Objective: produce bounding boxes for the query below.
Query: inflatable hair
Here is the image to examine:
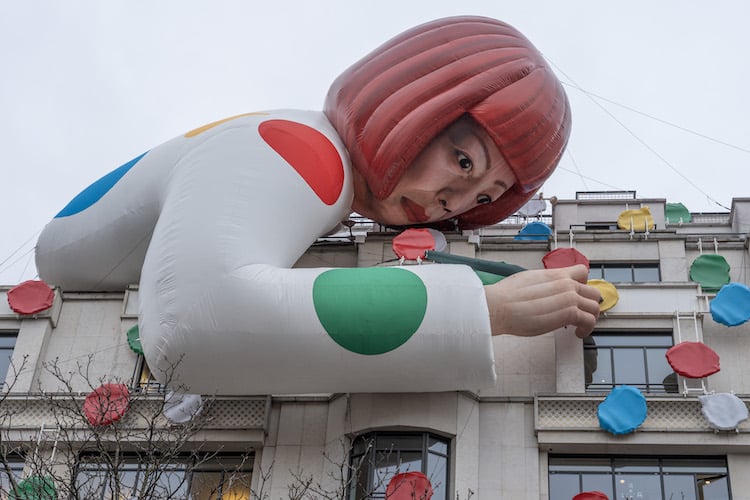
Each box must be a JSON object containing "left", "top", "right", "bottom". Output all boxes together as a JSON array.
[{"left": 325, "top": 15, "right": 571, "bottom": 229}]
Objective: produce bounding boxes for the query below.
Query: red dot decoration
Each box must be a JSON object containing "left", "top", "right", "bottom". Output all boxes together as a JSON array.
[
  {"left": 84, "top": 383, "right": 131, "bottom": 426},
  {"left": 7, "top": 280, "right": 54, "bottom": 315}
]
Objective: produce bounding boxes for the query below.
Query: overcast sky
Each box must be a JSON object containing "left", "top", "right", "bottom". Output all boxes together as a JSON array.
[{"left": 2, "top": 1, "right": 749, "bottom": 285}]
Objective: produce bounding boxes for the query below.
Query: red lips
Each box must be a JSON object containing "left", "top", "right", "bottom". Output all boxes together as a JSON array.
[{"left": 401, "top": 197, "right": 429, "bottom": 224}]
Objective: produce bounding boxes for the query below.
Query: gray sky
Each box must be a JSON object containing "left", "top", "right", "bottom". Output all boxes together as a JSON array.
[{"left": 2, "top": 1, "right": 749, "bottom": 284}]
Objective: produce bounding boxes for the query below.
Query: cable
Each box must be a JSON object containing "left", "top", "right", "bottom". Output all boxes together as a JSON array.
[
  {"left": 0, "top": 229, "right": 41, "bottom": 270},
  {"left": 565, "top": 147, "right": 589, "bottom": 190},
  {"left": 547, "top": 58, "right": 732, "bottom": 211},
  {"left": 566, "top": 86, "right": 750, "bottom": 155}
]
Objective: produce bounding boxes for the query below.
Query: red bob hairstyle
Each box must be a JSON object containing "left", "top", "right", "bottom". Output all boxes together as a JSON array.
[{"left": 324, "top": 16, "right": 571, "bottom": 229}]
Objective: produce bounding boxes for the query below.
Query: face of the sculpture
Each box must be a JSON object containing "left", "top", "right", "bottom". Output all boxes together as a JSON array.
[{"left": 351, "top": 116, "right": 517, "bottom": 226}]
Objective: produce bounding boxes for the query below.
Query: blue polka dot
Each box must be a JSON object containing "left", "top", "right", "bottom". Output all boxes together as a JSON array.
[{"left": 55, "top": 152, "right": 148, "bottom": 218}]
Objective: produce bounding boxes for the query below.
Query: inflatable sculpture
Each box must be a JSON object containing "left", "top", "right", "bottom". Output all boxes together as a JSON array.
[{"left": 35, "top": 17, "right": 600, "bottom": 394}]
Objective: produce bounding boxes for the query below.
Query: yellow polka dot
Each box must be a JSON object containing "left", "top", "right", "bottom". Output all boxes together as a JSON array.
[
  {"left": 588, "top": 279, "right": 619, "bottom": 312},
  {"left": 184, "top": 112, "right": 268, "bottom": 137}
]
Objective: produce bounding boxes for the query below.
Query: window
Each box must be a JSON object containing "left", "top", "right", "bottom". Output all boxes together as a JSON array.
[
  {"left": 584, "top": 222, "right": 619, "bottom": 231},
  {"left": 549, "top": 456, "right": 731, "bottom": 500},
  {"left": 588, "top": 263, "right": 660, "bottom": 283},
  {"left": 130, "top": 354, "right": 165, "bottom": 393},
  {"left": 348, "top": 432, "right": 449, "bottom": 500},
  {"left": 584, "top": 332, "right": 677, "bottom": 393},
  {"left": 0, "top": 452, "right": 25, "bottom": 496},
  {"left": 0, "top": 331, "right": 18, "bottom": 386},
  {"left": 75, "top": 453, "right": 252, "bottom": 499}
]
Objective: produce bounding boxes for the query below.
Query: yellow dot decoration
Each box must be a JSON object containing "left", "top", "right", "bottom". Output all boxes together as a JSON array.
[
  {"left": 588, "top": 279, "right": 619, "bottom": 312},
  {"left": 184, "top": 112, "right": 268, "bottom": 138}
]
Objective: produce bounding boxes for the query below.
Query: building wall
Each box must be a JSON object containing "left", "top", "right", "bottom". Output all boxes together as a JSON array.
[{"left": 2, "top": 192, "right": 750, "bottom": 499}]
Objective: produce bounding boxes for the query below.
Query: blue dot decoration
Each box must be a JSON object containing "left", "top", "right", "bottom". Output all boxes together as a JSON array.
[
  {"left": 55, "top": 151, "right": 148, "bottom": 217},
  {"left": 598, "top": 385, "right": 647, "bottom": 435},
  {"left": 710, "top": 283, "right": 750, "bottom": 327}
]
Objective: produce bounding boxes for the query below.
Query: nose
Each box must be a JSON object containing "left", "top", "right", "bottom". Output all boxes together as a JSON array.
[{"left": 437, "top": 183, "right": 475, "bottom": 214}]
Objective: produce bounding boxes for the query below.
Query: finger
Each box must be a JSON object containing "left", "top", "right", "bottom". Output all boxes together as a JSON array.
[{"left": 559, "top": 264, "right": 590, "bottom": 284}]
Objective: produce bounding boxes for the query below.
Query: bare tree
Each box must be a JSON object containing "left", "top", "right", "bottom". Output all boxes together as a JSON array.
[{"left": 2, "top": 356, "right": 470, "bottom": 500}]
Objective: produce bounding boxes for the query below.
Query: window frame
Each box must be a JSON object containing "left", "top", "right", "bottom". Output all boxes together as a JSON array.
[
  {"left": 75, "top": 451, "right": 252, "bottom": 500},
  {"left": 588, "top": 262, "right": 661, "bottom": 283},
  {"left": 548, "top": 455, "right": 732, "bottom": 500},
  {"left": 130, "top": 354, "right": 165, "bottom": 394},
  {"left": 0, "top": 451, "right": 25, "bottom": 497},
  {"left": 584, "top": 331, "right": 677, "bottom": 394},
  {"left": 348, "top": 431, "right": 450, "bottom": 500},
  {"left": 0, "top": 330, "right": 18, "bottom": 387}
]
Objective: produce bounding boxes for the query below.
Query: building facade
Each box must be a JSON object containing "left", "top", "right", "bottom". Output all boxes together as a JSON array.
[{"left": 2, "top": 191, "right": 749, "bottom": 499}]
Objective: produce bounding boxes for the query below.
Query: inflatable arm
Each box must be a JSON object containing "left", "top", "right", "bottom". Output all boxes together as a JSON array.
[{"left": 36, "top": 110, "right": 496, "bottom": 394}]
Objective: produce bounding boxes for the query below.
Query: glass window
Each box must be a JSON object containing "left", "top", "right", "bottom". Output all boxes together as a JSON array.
[
  {"left": 0, "top": 331, "right": 18, "bottom": 386},
  {"left": 349, "top": 432, "right": 449, "bottom": 500},
  {"left": 130, "top": 354, "right": 165, "bottom": 393},
  {"left": 76, "top": 453, "right": 252, "bottom": 499},
  {"left": 584, "top": 333, "right": 677, "bottom": 393},
  {"left": 588, "top": 263, "right": 661, "bottom": 283},
  {"left": 0, "top": 452, "right": 25, "bottom": 496},
  {"left": 549, "top": 456, "right": 731, "bottom": 500}
]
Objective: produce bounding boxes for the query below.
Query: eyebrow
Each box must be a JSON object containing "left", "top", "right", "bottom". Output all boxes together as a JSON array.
[{"left": 494, "top": 179, "right": 509, "bottom": 190}]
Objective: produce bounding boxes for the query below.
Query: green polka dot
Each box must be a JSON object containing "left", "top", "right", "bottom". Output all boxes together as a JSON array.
[
  {"left": 313, "top": 268, "right": 427, "bottom": 355},
  {"left": 127, "top": 325, "right": 143, "bottom": 355}
]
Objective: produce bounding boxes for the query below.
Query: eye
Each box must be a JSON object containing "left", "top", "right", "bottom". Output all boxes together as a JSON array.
[
  {"left": 477, "top": 194, "right": 492, "bottom": 205},
  {"left": 456, "top": 151, "right": 472, "bottom": 171}
]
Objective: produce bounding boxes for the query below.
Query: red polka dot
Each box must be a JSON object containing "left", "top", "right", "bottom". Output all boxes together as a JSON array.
[
  {"left": 84, "top": 383, "right": 130, "bottom": 426},
  {"left": 259, "top": 119, "right": 344, "bottom": 205},
  {"left": 542, "top": 247, "right": 590, "bottom": 270},
  {"left": 7, "top": 280, "right": 54, "bottom": 315}
]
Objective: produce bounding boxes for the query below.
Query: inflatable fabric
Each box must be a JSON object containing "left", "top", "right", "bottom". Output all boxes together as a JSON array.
[
  {"left": 84, "top": 383, "right": 130, "bottom": 426},
  {"left": 573, "top": 492, "right": 609, "bottom": 500},
  {"left": 587, "top": 279, "right": 619, "bottom": 312},
  {"left": 665, "top": 202, "right": 691, "bottom": 224},
  {"left": 35, "top": 111, "right": 496, "bottom": 395},
  {"left": 699, "top": 393, "right": 749, "bottom": 431},
  {"left": 665, "top": 341, "right": 720, "bottom": 378},
  {"left": 690, "top": 254, "right": 731, "bottom": 293},
  {"left": 514, "top": 221, "right": 552, "bottom": 241},
  {"left": 163, "top": 391, "right": 203, "bottom": 424},
  {"left": 616, "top": 207, "right": 654, "bottom": 232},
  {"left": 11, "top": 476, "right": 57, "bottom": 500},
  {"left": 597, "top": 385, "right": 647, "bottom": 435},
  {"left": 385, "top": 472, "right": 433, "bottom": 500},
  {"left": 710, "top": 282, "right": 750, "bottom": 326},
  {"left": 542, "top": 248, "right": 590, "bottom": 270},
  {"left": 7, "top": 280, "right": 54, "bottom": 315}
]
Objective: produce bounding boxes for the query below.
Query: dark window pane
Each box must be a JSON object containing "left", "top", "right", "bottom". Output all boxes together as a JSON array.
[
  {"left": 0, "top": 336, "right": 17, "bottom": 348},
  {"left": 633, "top": 266, "right": 660, "bottom": 282},
  {"left": 589, "top": 348, "right": 612, "bottom": 388},
  {"left": 191, "top": 471, "right": 223, "bottom": 499},
  {"left": 615, "top": 473, "right": 662, "bottom": 500},
  {"left": 701, "top": 475, "right": 730, "bottom": 500},
  {"left": 663, "top": 475, "right": 697, "bottom": 500},
  {"left": 549, "top": 457, "right": 611, "bottom": 472},
  {"left": 548, "top": 474, "right": 580, "bottom": 500},
  {"left": 613, "top": 458, "right": 659, "bottom": 473},
  {"left": 588, "top": 267, "right": 603, "bottom": 280},
  {"left": 613, "top": 349, "right": 646, "bottom": 385},
  {"left": 646, "top": 348, "right": 674, "bottom": 390},
  {"left": 662, "top": 458, "right": 727, "bottom": 473},
  {"left": 428, "top": 437, "right": 448, "bottom": 455},
  {"left": 603, "top": 266, "right": 632, "bottom": 283},
  {"left": 376, "top": 435, "right": 422, "bottom": 451},
  {"left": 581, "top": 473, "right": 613, "bottom": 498},
  {"left": 427, "top": 454, "right": 447, "bottom": 500}
]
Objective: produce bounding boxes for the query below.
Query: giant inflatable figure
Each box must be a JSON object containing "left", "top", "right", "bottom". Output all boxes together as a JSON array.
[{"left": 35, "top": 17, "right": 601, "bottom": 394}]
